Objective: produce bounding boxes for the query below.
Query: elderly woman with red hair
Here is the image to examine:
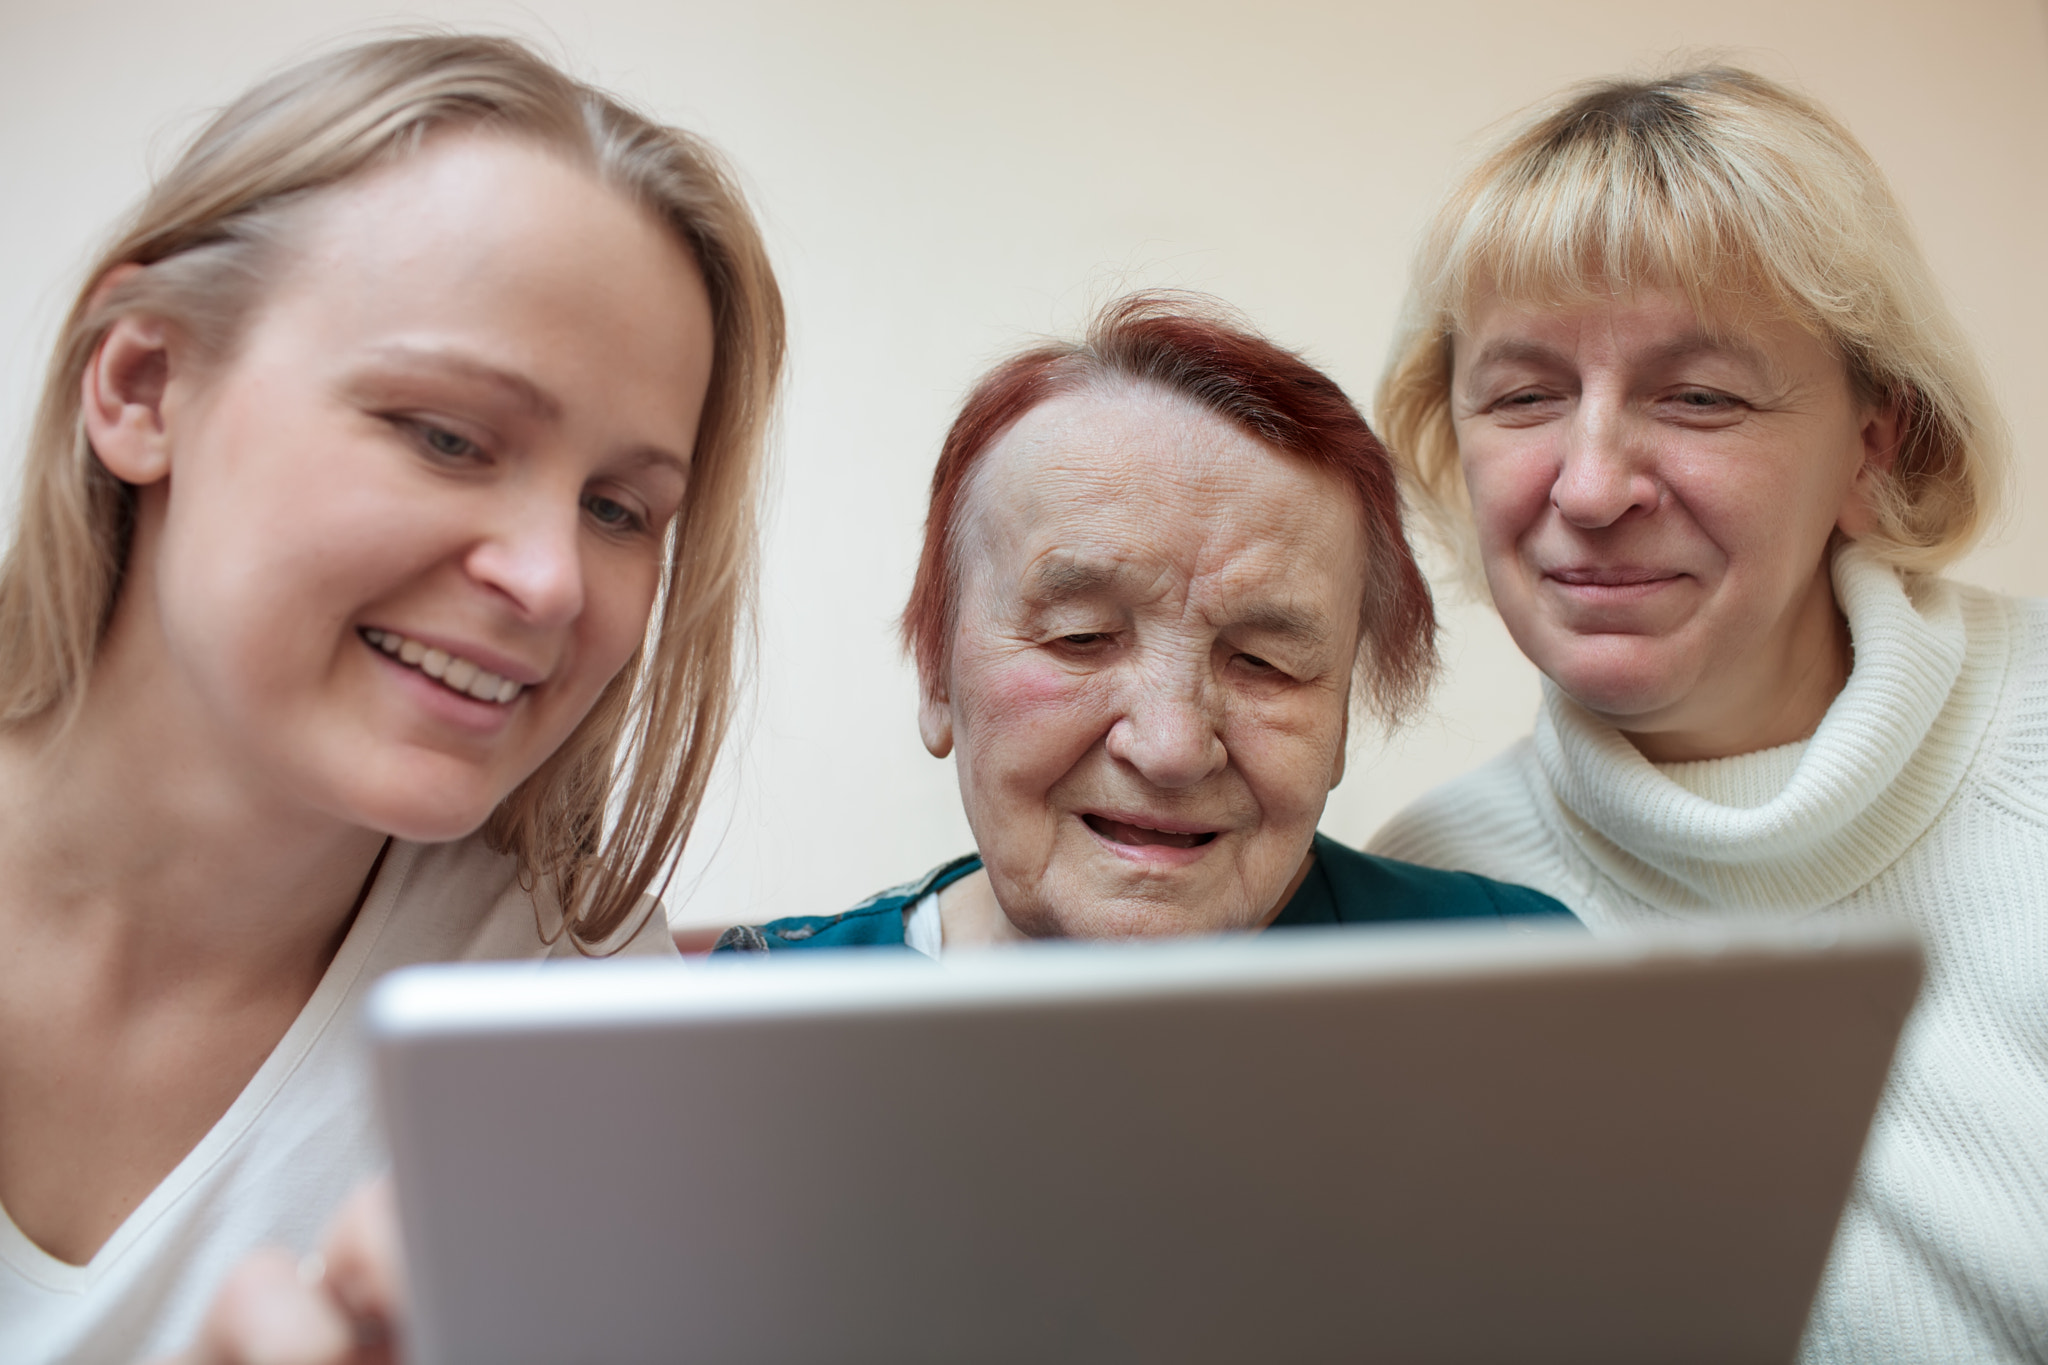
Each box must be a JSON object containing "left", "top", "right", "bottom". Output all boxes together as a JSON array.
[
  {"left": 170, "top": 294, "right": 1569, "bottom": 1365},
  {"left": 721, "top": 294, "right": 1567, "bottom": 953}
]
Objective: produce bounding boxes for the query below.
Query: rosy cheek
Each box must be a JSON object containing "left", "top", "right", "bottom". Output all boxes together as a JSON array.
[
  {"left": 959, "top": 654, "right": 1108, "bottom": 755},
  {"left": 1464, "top": 430, "right": 1554, "bottom": 516},
  {"left": 992, "top": 654, "right": 1087, "bottom": 709}
]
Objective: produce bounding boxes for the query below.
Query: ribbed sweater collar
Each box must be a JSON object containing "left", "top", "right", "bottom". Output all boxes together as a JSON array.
[{"left": 1532, "top": 543, "right": 2000, "bottom": 914}]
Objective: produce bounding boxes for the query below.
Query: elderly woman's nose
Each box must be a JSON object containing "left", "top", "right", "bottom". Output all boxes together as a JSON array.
[
  {"left": 1102, "top": 675, "right": 1229, "bottom": 790},
  {"left": 1550, "top": 408, "right": 1660, "bottom": 529}
]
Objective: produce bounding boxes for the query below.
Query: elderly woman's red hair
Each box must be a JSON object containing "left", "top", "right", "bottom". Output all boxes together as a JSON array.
[{"left": 902, "top": 292, "right": 1437, "bottom": 728}]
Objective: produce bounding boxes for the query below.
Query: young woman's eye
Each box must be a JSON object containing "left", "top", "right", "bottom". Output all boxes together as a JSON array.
[
  {"left": 583, "top": 492, "right": 645, "bottom": 533},
  {"left": 413, "top": 422, "right": 481, "bottom": 460}
]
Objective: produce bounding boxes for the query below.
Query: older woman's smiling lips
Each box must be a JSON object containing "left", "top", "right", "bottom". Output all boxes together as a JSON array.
[
  {"left": 1081, "top": 813, "right": 1220, "bottom": 866},
  {"left": 1544, "top": 565, "right": 1688, "bottom": 606}
]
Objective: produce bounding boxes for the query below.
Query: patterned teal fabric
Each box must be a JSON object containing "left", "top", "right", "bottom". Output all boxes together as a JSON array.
[{"left": 713, "top": 834, "right": 1572, "bottom": 953}]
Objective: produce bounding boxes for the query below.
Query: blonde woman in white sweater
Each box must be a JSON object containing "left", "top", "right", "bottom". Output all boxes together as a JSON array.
[{"left": 1369, "top": 69, "right": 2044, "bottom": 1364}]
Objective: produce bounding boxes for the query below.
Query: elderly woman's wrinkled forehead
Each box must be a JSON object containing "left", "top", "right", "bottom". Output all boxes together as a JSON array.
[
  {"left": 951, "top": 380, "right": 1357, "bottom": 558},
  {"left": 959, "top": 382, "right": 1218, "bottom": 521},
  {"left": 945, "top": 382, "right": 1373, "bottom": 644}
]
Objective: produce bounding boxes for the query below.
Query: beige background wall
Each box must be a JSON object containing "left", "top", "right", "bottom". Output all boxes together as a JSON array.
[{"left": 3, "top": 0, "right": 2044, "bottom": 928}]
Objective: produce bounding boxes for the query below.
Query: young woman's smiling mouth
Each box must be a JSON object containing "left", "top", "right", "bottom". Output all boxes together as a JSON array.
[{"left": 361, "top": 627, "right": 529, "bottom": 705}]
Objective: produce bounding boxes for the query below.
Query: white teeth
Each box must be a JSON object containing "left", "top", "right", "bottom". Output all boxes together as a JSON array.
[{"left": 362, "top": 628, "right": 527, "bottom": 705}]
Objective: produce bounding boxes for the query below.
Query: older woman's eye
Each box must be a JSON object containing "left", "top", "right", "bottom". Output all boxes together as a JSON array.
[
  {"left": 1659, "top": 388, "right": 1748, "bottom": 423},
  {"left": 1059, "top": 633, "right": 1109, "bottom": 647},
  {"left": 1670, "top": 388, "right": 1743, "bottom": 410},
  {"left": 1486, "top": 389, "right": 1561, "bottom": 422}
]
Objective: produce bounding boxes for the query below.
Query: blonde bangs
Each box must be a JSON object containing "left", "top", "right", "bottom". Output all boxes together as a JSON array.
[{"left": 1441, "top": 138, "right": 1796, "bottom": 337}]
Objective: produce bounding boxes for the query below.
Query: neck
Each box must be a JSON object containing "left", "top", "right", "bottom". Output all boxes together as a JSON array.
[
  {"left": 0, "top": 624, "right": 387, "bottom": 1000},
  {"left": 938, "top": 868, "right": 1031, "bottom": 949}
]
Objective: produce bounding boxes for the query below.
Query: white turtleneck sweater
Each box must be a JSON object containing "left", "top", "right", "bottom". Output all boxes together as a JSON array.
[{"left": 1370, "top": 543, "right": 2048, "bottom": 1364}]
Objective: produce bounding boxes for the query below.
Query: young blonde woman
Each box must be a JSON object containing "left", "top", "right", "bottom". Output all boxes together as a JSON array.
[
  {"left": 0, "top": 35, "right": 782, "bottom": 1362},
  {"left": 1369, "top": 69, "right": 2043, "bottom": 1362}
]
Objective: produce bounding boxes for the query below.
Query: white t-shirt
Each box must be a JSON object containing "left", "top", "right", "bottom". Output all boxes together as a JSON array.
[{"left": 0, "top": 835, "right": 676, "bottom": 1365}]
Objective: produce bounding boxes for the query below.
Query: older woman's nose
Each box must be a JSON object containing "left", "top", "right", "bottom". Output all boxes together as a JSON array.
[
  {"left": 1103, "top": 678, "right": 1229, "bottom": 790},
  {"left": 1550, "top": 407, "right": 1660, "bottom": 528}
]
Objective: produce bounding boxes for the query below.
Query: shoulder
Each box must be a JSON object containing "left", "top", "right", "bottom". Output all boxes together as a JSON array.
[
  {"left": 714, "top": 853, "right": 982, "bottom": 954},
  {"left": 362, "top": 836, "right": 531, "bottom": 961},
  {"left": 377, "top": 837, "right": 677, "bottom": 961},
  {"left": 1953, "top": 581, "right": 2048, "bottom": 813},
  {"left": 715, "top": 899, "right": 913, "bottom": 952},
  {"left": 1311, "top": 834, "right": 1575, "bottom": 923}
]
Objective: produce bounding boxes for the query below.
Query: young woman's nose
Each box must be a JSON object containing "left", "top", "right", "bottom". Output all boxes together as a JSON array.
[
  {"left": 464, "top": 492, "right": 586, "bottom": 627},
  {"left": 1102, "top": 668, "right": 1228, "bottom": 790},
  {"left": 1549, "top": 402, "right": 1661, "bottom": 529}
]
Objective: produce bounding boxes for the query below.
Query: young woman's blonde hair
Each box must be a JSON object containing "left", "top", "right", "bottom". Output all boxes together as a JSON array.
[
  {"left": 0, "top": 33, "right": 785, "bottom": 949},
  {"left": 1377, "top": 66, "right": 2009, "bottom": 587}
]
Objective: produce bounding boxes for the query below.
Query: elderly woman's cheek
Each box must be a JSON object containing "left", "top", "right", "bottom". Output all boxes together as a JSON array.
[
  {"left": 956, "top": 651, "right": 1110, "bottom": 760},
  {"left": 1237, "top": 691, "right": 1349, "bottom": 810}
]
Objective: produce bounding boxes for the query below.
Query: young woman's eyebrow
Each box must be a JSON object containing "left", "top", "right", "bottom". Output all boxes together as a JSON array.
[{"left": 354, "top": 344, "right": 563, "bottom": 421}]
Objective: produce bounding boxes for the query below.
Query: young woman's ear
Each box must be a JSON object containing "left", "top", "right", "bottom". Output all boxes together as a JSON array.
[{"left": 81, "top": 269, "right": 180, "bottom": 487}]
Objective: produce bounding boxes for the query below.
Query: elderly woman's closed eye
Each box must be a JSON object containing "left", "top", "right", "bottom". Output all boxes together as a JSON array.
[{"left": 719, "top": 294, "right": 1569, "bottom": 955}]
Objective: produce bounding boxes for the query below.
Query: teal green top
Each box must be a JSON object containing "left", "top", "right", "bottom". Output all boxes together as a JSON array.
[{"left": 713, "top": 833, "right": 1574, "bottom": 953}]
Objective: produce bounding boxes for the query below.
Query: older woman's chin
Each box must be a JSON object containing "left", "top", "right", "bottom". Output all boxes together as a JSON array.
[
  {"left": 1513, "top": 630, "right": 1710, "bottom": 722},
  {"left": 1008, "top": 890, "right": 1287, "bottom": 941}
]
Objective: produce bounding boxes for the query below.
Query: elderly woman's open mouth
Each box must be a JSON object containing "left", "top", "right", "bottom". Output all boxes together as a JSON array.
[{"left": 1081, "top": 813, "right": 1219, "bottom": 851}]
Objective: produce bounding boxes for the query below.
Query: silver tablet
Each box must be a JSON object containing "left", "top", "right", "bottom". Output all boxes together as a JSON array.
[{"left": 369, "top": 920, "right": 1919, "bottom": 1365}]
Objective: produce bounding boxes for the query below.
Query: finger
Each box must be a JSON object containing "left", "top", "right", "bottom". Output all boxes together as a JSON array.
[
  {"left": 320, "top": 1175, "right": 406, "bottom": 1330},
  {"left": 192, "top": 1246, "right": 356, "bottom": 1365}
]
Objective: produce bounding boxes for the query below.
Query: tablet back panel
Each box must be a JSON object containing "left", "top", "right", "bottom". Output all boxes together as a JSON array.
[{"left": 371, "top": 922, "right": 1919, "bottom": 1365}]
